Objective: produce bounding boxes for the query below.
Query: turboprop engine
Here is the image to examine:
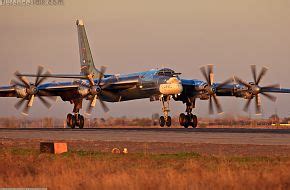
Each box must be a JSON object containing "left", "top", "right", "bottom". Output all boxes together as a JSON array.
[
  {"left": 159, "top": 77, "right": 183, "bottom": 95},
  {"left": 12, "top": 66, "right": 57, "bottom": 115}
]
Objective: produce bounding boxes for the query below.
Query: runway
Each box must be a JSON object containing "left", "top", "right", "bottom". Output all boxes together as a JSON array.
[{"left": 1, "top": 128, "right": 290, "bottom": 145}]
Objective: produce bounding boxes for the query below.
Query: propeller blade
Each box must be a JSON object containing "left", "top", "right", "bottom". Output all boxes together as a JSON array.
[
  {"left": 251, "top": 65, "right": 257, "bottom": 84},
  {"left": 38, "top": 96, "right": 52, "bottom": 109},
  {"left": 35, "top": 66, "right": 44, "bottom": 86},
  {"left": 90, "top": 95, "right": 97, "bottom": 107},
  {"left": 96, "top": 66, "right": 107, "bottom": 86},
  {"left": 38, "top": 91, "right": 57, "bottom": 102},
  {"left": 208, "top": 65, "right": 214, "bottom": 86},
  {"left": 101, "top": 90, "right": 119, "bottom": 100},
  {"left": 22, "top": 102, "right": 30, "bottom": 116},
  {"left": 15, "top": 71, "right": 30, "bottom": 88},
  {"left": 261, "top": 92, "right": 277, "bottom": 102},
  {"left": 243, "top": 98, "right": 252, "bottom": 112},
  {"left": 212, "top": 94, "right": 223, "bottom": 113},
  {"left": 87, "top": 74, "right": 95, "bottom": 86},
  {"left": 234, "top": 76, "right": 252, "bottom": 88},
  {"left": 200, "top": 66, "right": 210, "bottom": 84},
  {"left": 27, "top": 95, "right": 35, "bottom": 107},
  {"left": 261, "top": 84, "right": 280, "bottom": 91},
  {"left": 10, "top": 79, "right": 26, "bottom": 87},
  {"left": 255, "top": 95, "right": 261, "bottom": 114},
  {"left": 35, "top": 71, "right": 51, "bottom": 86},
  {"left": 209, "top": 96, "right": 214, "bottom": 115},
  {"left": 256, "top": 67, "right": 268, "bottom": 85},
  {"left": 216, "top": 77, "right": 234, "bottom": 89},
  {"left": 21, "top": 106, "right": 30, "bottom": 116},
  {"left": 98, "top": 99, "right": 109, "bottom": 112},
  {"left": 86, "top": 102, "right": 93, "bottom": 115},
  {"left": 86, "top": 95, "right": 97, "bottom": 114},
  {"left": 14, "top": 97, "right": 26, "bottom": 110}
]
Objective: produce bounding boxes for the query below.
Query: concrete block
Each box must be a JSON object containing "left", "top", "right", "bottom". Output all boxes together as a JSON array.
[{"left": 40, "top": 142, "right": 68, "bottom": 154}]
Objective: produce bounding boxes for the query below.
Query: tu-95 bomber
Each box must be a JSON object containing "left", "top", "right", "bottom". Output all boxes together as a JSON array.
[{"left": 1, "top": 19, "right": 290, "bottom": 128}]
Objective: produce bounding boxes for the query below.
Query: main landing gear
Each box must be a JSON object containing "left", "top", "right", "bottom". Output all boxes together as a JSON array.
[
  {"left": 67, "top": 113, "right": 84, "bottom": 129},
  {"left": 66, "top": 99, "right": 85, "bottom": 129},
  {"left": 179, "top": 101, "right": 198, "bottom": 128},
  {"left": 159, "top": 96, "right": 172, "bottom": 127},
  {"left": 158, "top": 96, "right": 198, "bottom": 128}
]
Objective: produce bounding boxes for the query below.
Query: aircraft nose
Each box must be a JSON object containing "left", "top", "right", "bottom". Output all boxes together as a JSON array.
[{"left": 159, "top": 77, "right": 183, "bottom": 95}]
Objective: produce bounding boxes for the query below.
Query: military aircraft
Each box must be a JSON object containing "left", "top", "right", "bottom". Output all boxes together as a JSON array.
[{"left": 1, "top": 19, "right": 290, "bottom": 129}]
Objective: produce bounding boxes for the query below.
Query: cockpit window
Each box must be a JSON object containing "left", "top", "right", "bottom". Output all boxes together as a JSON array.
[{"left": 156, "top": 68, "right": 175, "bottom": 77}]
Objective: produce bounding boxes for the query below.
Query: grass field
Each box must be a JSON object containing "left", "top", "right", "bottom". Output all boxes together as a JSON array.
[{"left": 1, "top": 147, "right": 290, "bottom": 190}]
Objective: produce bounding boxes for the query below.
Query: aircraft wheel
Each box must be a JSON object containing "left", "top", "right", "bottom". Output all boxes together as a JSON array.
[
  {"left": 68, "top": 115, "right": 76, "bottom": 129},
  {"left": 179, "top": 113, "right": 186, "bottom": 126},
  {"left": 183, "top": 115, "right": 190, "bottom": 128},
  {"left": 191, "top": 115, "right": 198, "bottom": 128},
  {"left": 166, "top": 116, "right": 172, "bottom": 127},
  {"left": 78, "top": 115, "right": 84, "bottom": 129},
  {"left": 67, "top": 114, "right": 73, "bottom": 128},
  {"left": 159, "top": 116, "right": 165, "bottom": 127}
]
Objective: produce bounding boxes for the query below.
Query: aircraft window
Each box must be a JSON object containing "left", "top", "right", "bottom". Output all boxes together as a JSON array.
[{"left": 156, "top": 69, "right": 175, "bottom": 77}]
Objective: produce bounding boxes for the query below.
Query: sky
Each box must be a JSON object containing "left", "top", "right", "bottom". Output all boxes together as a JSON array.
[{"left": 0, "top": 0, "right": 290, "bottom": 119}]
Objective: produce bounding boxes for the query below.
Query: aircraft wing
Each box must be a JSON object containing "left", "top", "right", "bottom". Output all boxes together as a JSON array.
[
  {"left": 0, "top": 86, "right": 16, "bottom": 97},
  {"left": 261, "top": 87, "right": 290, "bottom": 94},
  {"left": 0, "top": 82, "right": 80, "bottom": 100},
  {"left": 0, "top": 77, "right": 139, "bottom": 102}
]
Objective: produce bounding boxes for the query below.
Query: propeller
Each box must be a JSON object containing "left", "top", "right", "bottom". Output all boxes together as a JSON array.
[
  {"left": 12, "top": 66, "right": 56, "bottom": 115},
  {"left": 200, "top": 65, "right": 234, "bottom": 114},
  {"left": 84, "top": 66, "right": 118, "bottom": 114},
  {"left": 234, "top": 65, "right": 280, "bottom": 114}
]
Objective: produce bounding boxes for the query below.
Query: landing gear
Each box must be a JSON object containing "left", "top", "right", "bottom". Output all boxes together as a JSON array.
[
  {"left": 179, "top": 100, "right": 198, "bottom": 128},
  {"left": 78, "top": 115, "right": 85, "bottom": 129},
  {"left": 67, "top": 113, "right": 85, "bottom": 129},
  {"left": 67, "top": 99, "right": 85, "bottom": 129},
  {"left": 159, "top": 116, "right": 165, "bottom": 127},
  {"left": 179, "top": 113, "right": 187, "bottom": 128},
  {"left": 159, "top": 96, "right": 172, "bottom": 127},
  {"left": 179, "top": 113, "right": 198, "bottom": 128},
  {"left": 67, "top": 113, "right": 76, "bottom": 129},
  {"left": 166, "top": 116, "right": 172, "bottom": 127}
]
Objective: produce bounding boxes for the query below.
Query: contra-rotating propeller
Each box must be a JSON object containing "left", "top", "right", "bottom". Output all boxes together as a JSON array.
[
  {"left": 234, "top": 65, "right": 280, "bottom": 114},
  {"left": 12, "top": 66, "right": 56, "bottom": 115},
  {"left": 200, "top": 65, "right": 234, "bottom": 114},
  {"left": 83, "top": 66, "right": 118, "bottom": 114}
]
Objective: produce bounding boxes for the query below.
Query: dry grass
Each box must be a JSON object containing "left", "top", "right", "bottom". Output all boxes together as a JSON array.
[{"left": 1, "top": 148, "right": 290, "bottom": 190}]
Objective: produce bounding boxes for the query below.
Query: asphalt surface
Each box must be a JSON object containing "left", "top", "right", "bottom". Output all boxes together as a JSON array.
[{"left": 1, "top": 128, "right": 290, "bottom": 145}]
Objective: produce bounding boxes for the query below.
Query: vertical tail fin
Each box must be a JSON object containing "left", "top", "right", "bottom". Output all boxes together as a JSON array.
[{"left": 76, "top": 19, "right": 99, "bottom": 77}]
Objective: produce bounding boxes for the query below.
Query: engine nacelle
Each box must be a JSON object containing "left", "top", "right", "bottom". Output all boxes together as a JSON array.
[
  {"left": 78, "top": 86, "right": 89, "bottom": 97},
  {"left": 15, "top": 86, "right": 28, "bottom": 98},
  {"left": 243, "top": 91, "right": 253, "bottom": 99}
]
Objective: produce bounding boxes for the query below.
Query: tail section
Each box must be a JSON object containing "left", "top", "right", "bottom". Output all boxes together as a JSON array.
[{"left": 76, "top": 19, "right": 99, "bottom": 77}]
